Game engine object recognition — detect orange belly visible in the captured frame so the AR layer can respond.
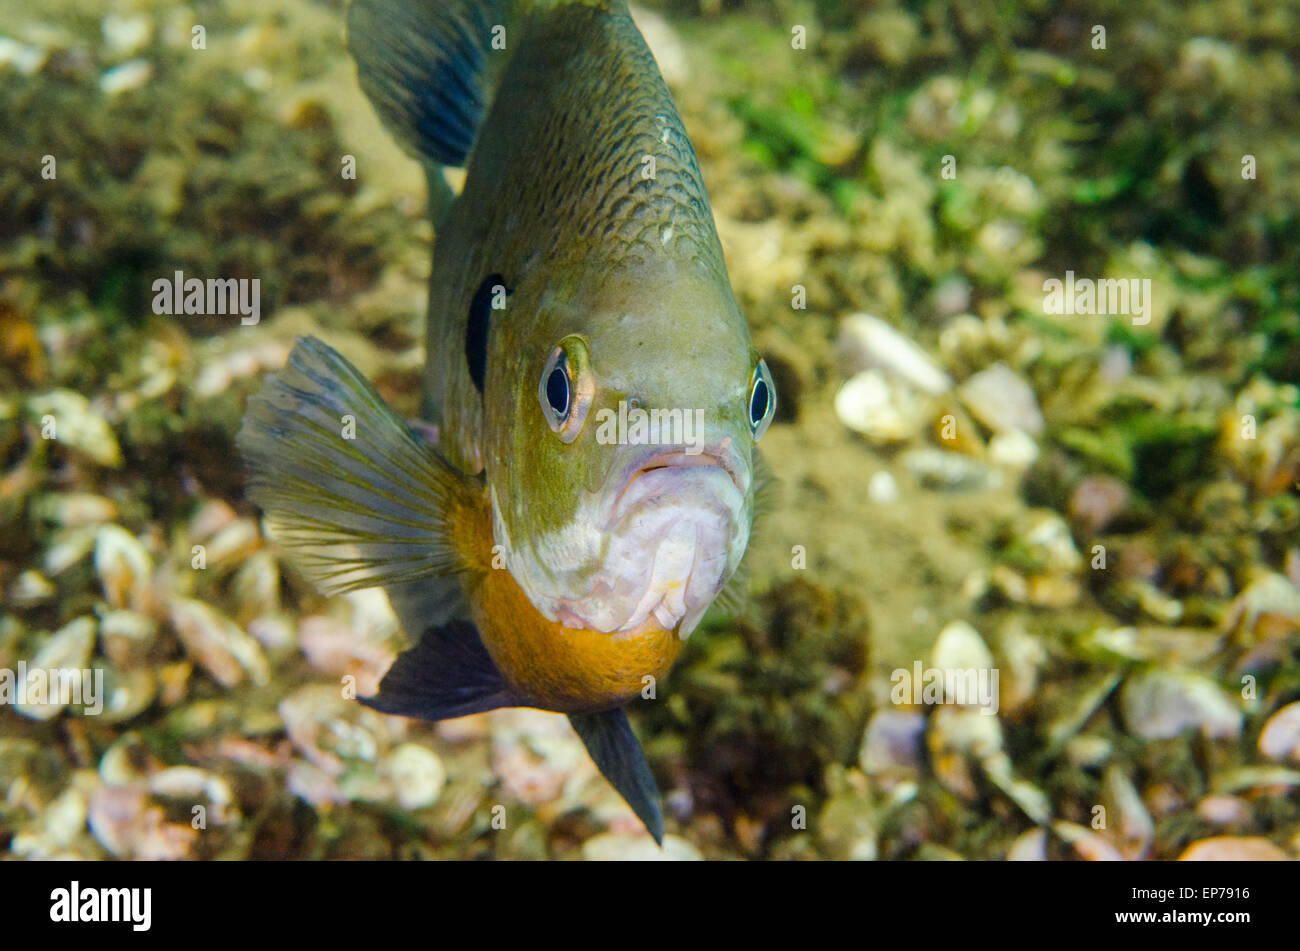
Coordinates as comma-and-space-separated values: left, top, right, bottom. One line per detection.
456, 488, 683, 713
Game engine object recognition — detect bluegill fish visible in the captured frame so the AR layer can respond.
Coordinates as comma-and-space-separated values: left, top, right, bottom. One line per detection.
237, 0, 776, 843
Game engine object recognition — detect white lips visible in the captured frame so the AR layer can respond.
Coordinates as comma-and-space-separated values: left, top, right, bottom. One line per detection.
612, 449, 745, 519
499, 446, 751, 638
597, 459, 745, 636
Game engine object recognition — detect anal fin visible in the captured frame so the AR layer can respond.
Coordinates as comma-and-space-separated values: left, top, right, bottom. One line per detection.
361, 619, 522, 720
568, 708, 664, 845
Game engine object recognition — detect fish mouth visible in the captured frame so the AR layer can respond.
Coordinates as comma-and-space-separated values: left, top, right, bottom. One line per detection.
531, 443, 752, 638
610, 445, 746, 520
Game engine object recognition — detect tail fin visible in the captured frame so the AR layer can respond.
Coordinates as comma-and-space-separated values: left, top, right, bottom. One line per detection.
569, 708, 664, 845
347, 0, 519, 168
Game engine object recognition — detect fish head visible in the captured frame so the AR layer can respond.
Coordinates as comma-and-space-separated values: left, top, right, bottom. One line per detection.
486, 267, 775, 640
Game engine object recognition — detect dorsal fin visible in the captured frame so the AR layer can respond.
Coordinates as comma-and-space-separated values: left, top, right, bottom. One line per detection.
347, 0, 518, 167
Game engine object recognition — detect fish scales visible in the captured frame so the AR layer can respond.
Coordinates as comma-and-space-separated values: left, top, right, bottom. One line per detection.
427, 2, 729, 472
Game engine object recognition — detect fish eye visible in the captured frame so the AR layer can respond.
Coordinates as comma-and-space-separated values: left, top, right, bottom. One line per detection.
748, 358, 776, 440
538, 337, 594, 443
546, 354, 570, 418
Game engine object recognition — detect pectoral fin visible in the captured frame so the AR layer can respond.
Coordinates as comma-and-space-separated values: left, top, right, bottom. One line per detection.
237, 336, 480, 606
568, 708, 664, 845
360, 619, 524, 720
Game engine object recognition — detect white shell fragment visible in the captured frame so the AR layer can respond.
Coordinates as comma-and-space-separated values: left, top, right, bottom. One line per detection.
958, 362, 1044, 436
837, 313, 952, 395
834, 370, 926, 443
1120, 669, 1243, 741
168, 597, 270, 688
1258, 701, 1300, 762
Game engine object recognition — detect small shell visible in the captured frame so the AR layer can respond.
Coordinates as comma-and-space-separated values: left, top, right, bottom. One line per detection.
868, 469, 900, 504
87, 782, 197, 860
1103, 764, 1154, 860
1259, 701, 1300, 762
996, 621, 1047, 714
188, 499, 237, 543
279, 684, 384, 778
204, 518, 262, 571
32, 493, 117, 528
98, 609, 158, 668
1065, 735, 1112, 769
837, 313, 952, 395
44, 527, 97, 576
27, 390, 123, 467
1053, 821, 1124, 861
1120, 669, 1242, 741
168, 597, 270, 688
87, 783, 146, 858
988, 430, 1038, 469
94, 666, 157, 723
286, 760, 347, 807
99, 59, 152, 96
958, 362, 1044, 436
1044, 673, 1123, 753
0, 36, 48, 74
931, 620, 995, 679
858, 710, 926, 779
1069, 475, 1129, 534
231, 550, 280, 622
156, 662, 192, 707
492, 709, 589, 807
8, 570, 55, 608
15, 617, 96, 721
148, 766, 236, 825
1221, 573, 1300, 641
102, 13, 153, 58
581, 833, 703, 861
1022, 510, 1084, 574
835, 370, 927, 444
901, 448, 1002, 492
929, 705, 1004, 758
298, 615, 393, 698
1005, 827, 1047, 861
984, 752, 1051, 824
94, 525, 154, 612
1179, 836, 1288, 861
928, 706, 1003, 800
1210, 766, 1300, 794
8, 780, 89, 859
247, 613, 296, 651
383, 743, 446, 811
1196, 795, 1247, 826
98, 732, 153, 786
